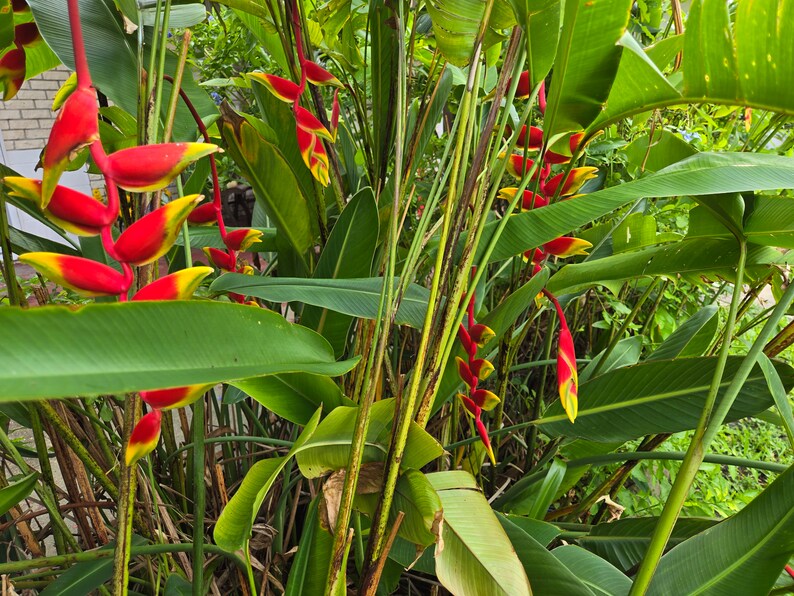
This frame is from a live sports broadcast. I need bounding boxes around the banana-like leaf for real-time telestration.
[579,336,643,383]
[544,0,632,136]
[28,0,215,141]
[546,239,782,295]
[647,305,719,361]
[426,471,532,596]
[283,496,333,596]
[301,188,379,355]
[8,226,79,257]
[744,196,794,249]
[483,152,794,264]
[623,129,698,176]
[0,473,37,517]
[496,459,567,517]
[0,302,357,400]
[590,0,794,132]
[648,463,794,595]
[552,545,632,596]
[536,356,794,442]
[214,409,321,552]
[210,275,431,329]
[425,0,509,67]
[506,0,561,86]
[370,0,399,181]
[295,399,443,478]
[576,517,717,574]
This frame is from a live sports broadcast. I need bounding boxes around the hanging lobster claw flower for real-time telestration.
[514,125,543,150]
[132,266,213,301]
[513,70,531,99]
[125,409,162,466]
[247,72,301,103]
[0,48,25,101]
[543,167,598,198]
[187,202,217,225]
[19,253,128,297]
[497,187,547,211]
[468,323,495,347]
[457,324,477,358]
[501,153,537,179]
[471,388,500,411]
[105,143,219,193]
[544,131,587,165]
[455,357,477,389]
[470,358,494,380]
[309,141,330,187]
[224,228,263,252]
[203,247,236,272]
[543,236,592,258]
[302,60,343,87]
[294,106,334,142]
[113,195,201,266]
[140,384,212,410]
[42,86,100,206]
[475,416,496,465]
[4,177,116,236]
[557,322,578,423]
[52,72,78,111]
[330,88,340,141]
[14,23,41,48]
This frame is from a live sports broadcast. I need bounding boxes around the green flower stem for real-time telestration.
[192,394,206,595]
[113,394,139,596]
[0,195,21,307]
[566,450,788,474]
[630,241,747,595]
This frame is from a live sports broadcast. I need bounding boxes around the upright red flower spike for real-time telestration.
[543,236,592,258]
[224,228,263,252]
[42,86,100,206]
[132,266,214,301]
[0,48,25,101]
[497,187,547,211]
[187,202,218,225]
[113,195,201,266]
[4,177,116,236]
[248,72,301,103]
[125,409,162,466]
[302,60,343,87]
[105,143,220,192]
[140,384,213,410]
[19,253,129,297]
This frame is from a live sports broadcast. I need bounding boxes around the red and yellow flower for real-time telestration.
[105,143,219,193]
[19,253,129,297]
[125,409,162,466]
[132,267,213,301]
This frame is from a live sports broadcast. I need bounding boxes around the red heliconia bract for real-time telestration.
[457,324,477,358]
[203,247,237,272]
[105,143,219,193]
[513,70,531,99]
[0,47,25,101]
[557,322,579,423]
[455,356,477,389]
[125,409,162,466]
[187,202,217,225]
[42,86,100,206]
[475,416,496,465]
[132,266,214,301]
[543,236,592,258]
[470,388,500,411]
[11,0,29,12]
[330,89,340,140]
[19,253,129,297]
[294,106,334,142]
[248,72,301,103]
[224,228,263,252]
[497,187,548,211]
[468,323,495,347]
[14,23,40,47]
[140,384,212,410]
[542,167,599,198]
[470,358,494,380]
[514,125,543,150]
[302,59,343,87]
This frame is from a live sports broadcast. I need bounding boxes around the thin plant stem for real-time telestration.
[0,195,20,306]
[113,394,139,596]
[192,393,206,596]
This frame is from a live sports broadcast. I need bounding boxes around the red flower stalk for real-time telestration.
[19,253,130,297]
[132,266,213,301]
[125,409,162,466]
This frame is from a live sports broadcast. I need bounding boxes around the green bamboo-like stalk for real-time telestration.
[113,394,139,596]
[0,195,21,306]
[192,393,206,595]
[630,241,747,594]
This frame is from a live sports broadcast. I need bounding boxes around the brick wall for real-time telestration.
[0,65,69,151]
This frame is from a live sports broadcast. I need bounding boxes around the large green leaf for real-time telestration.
[744,196,794,249]
[647,305,719,361]
[546,239,782,295]
[0,473,37,517]
[210,276,431,329]
[0,302,356,400]
[425,0,507,68]
[295,399,443,478]
[648,463,794,595]
[544,0,632,136]
[219,106,316,263]
[301,188,379,355]
[576,517,717,574]
[231,372,352,425]
[28,0,215,141]
[495,459,567,517]
[426,471,532,596]
[552,545,632,596]
[483,153,794,264]
[590,0,794,132]
[284,496,333,596]
[214,409,321,552]
[536,357,794,442]
[369,0,398,182]
[507,0,561,86]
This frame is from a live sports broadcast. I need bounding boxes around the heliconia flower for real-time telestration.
[224,228,263,252]
[113,195,202,266]
[543,149,572,165]
[203,247,237,272]
[52,72,78,111]
[302,60,343,88]
[543,236,592,258]
[14,23,40,47]
[296,126,315,169]
[140,384,212,410]
[471,388,500,411]
[468,323,495,347]
[512,70,531,99]
[522,247,545,264]
[497,187,547,211]
[309,152,330,187]
[569,132,585,154]
[238,264,255,275]
[330,88,340,141]
[11,0,29,12]
[538,80,547,114]
[542,167,598,198]
[311,134,330,169]
[455,356,477,389]
[475,416,496,465]
[294,106,334,142]
[457,393,479,418]
[557,322,578,423]
[544,131,587,165]
[457,324,477,358]
[4,177,116,236]
[248,72,301,103]
[42,86,100,206]
[125,409,162,466]
[187,202,217,225]
[132,266,213,301]
[514,125,543,150]
[501,153,536,179]
[470,358,494,380]
[105,143,219,193]
[0,47,25,101]
[19,253,128,297]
